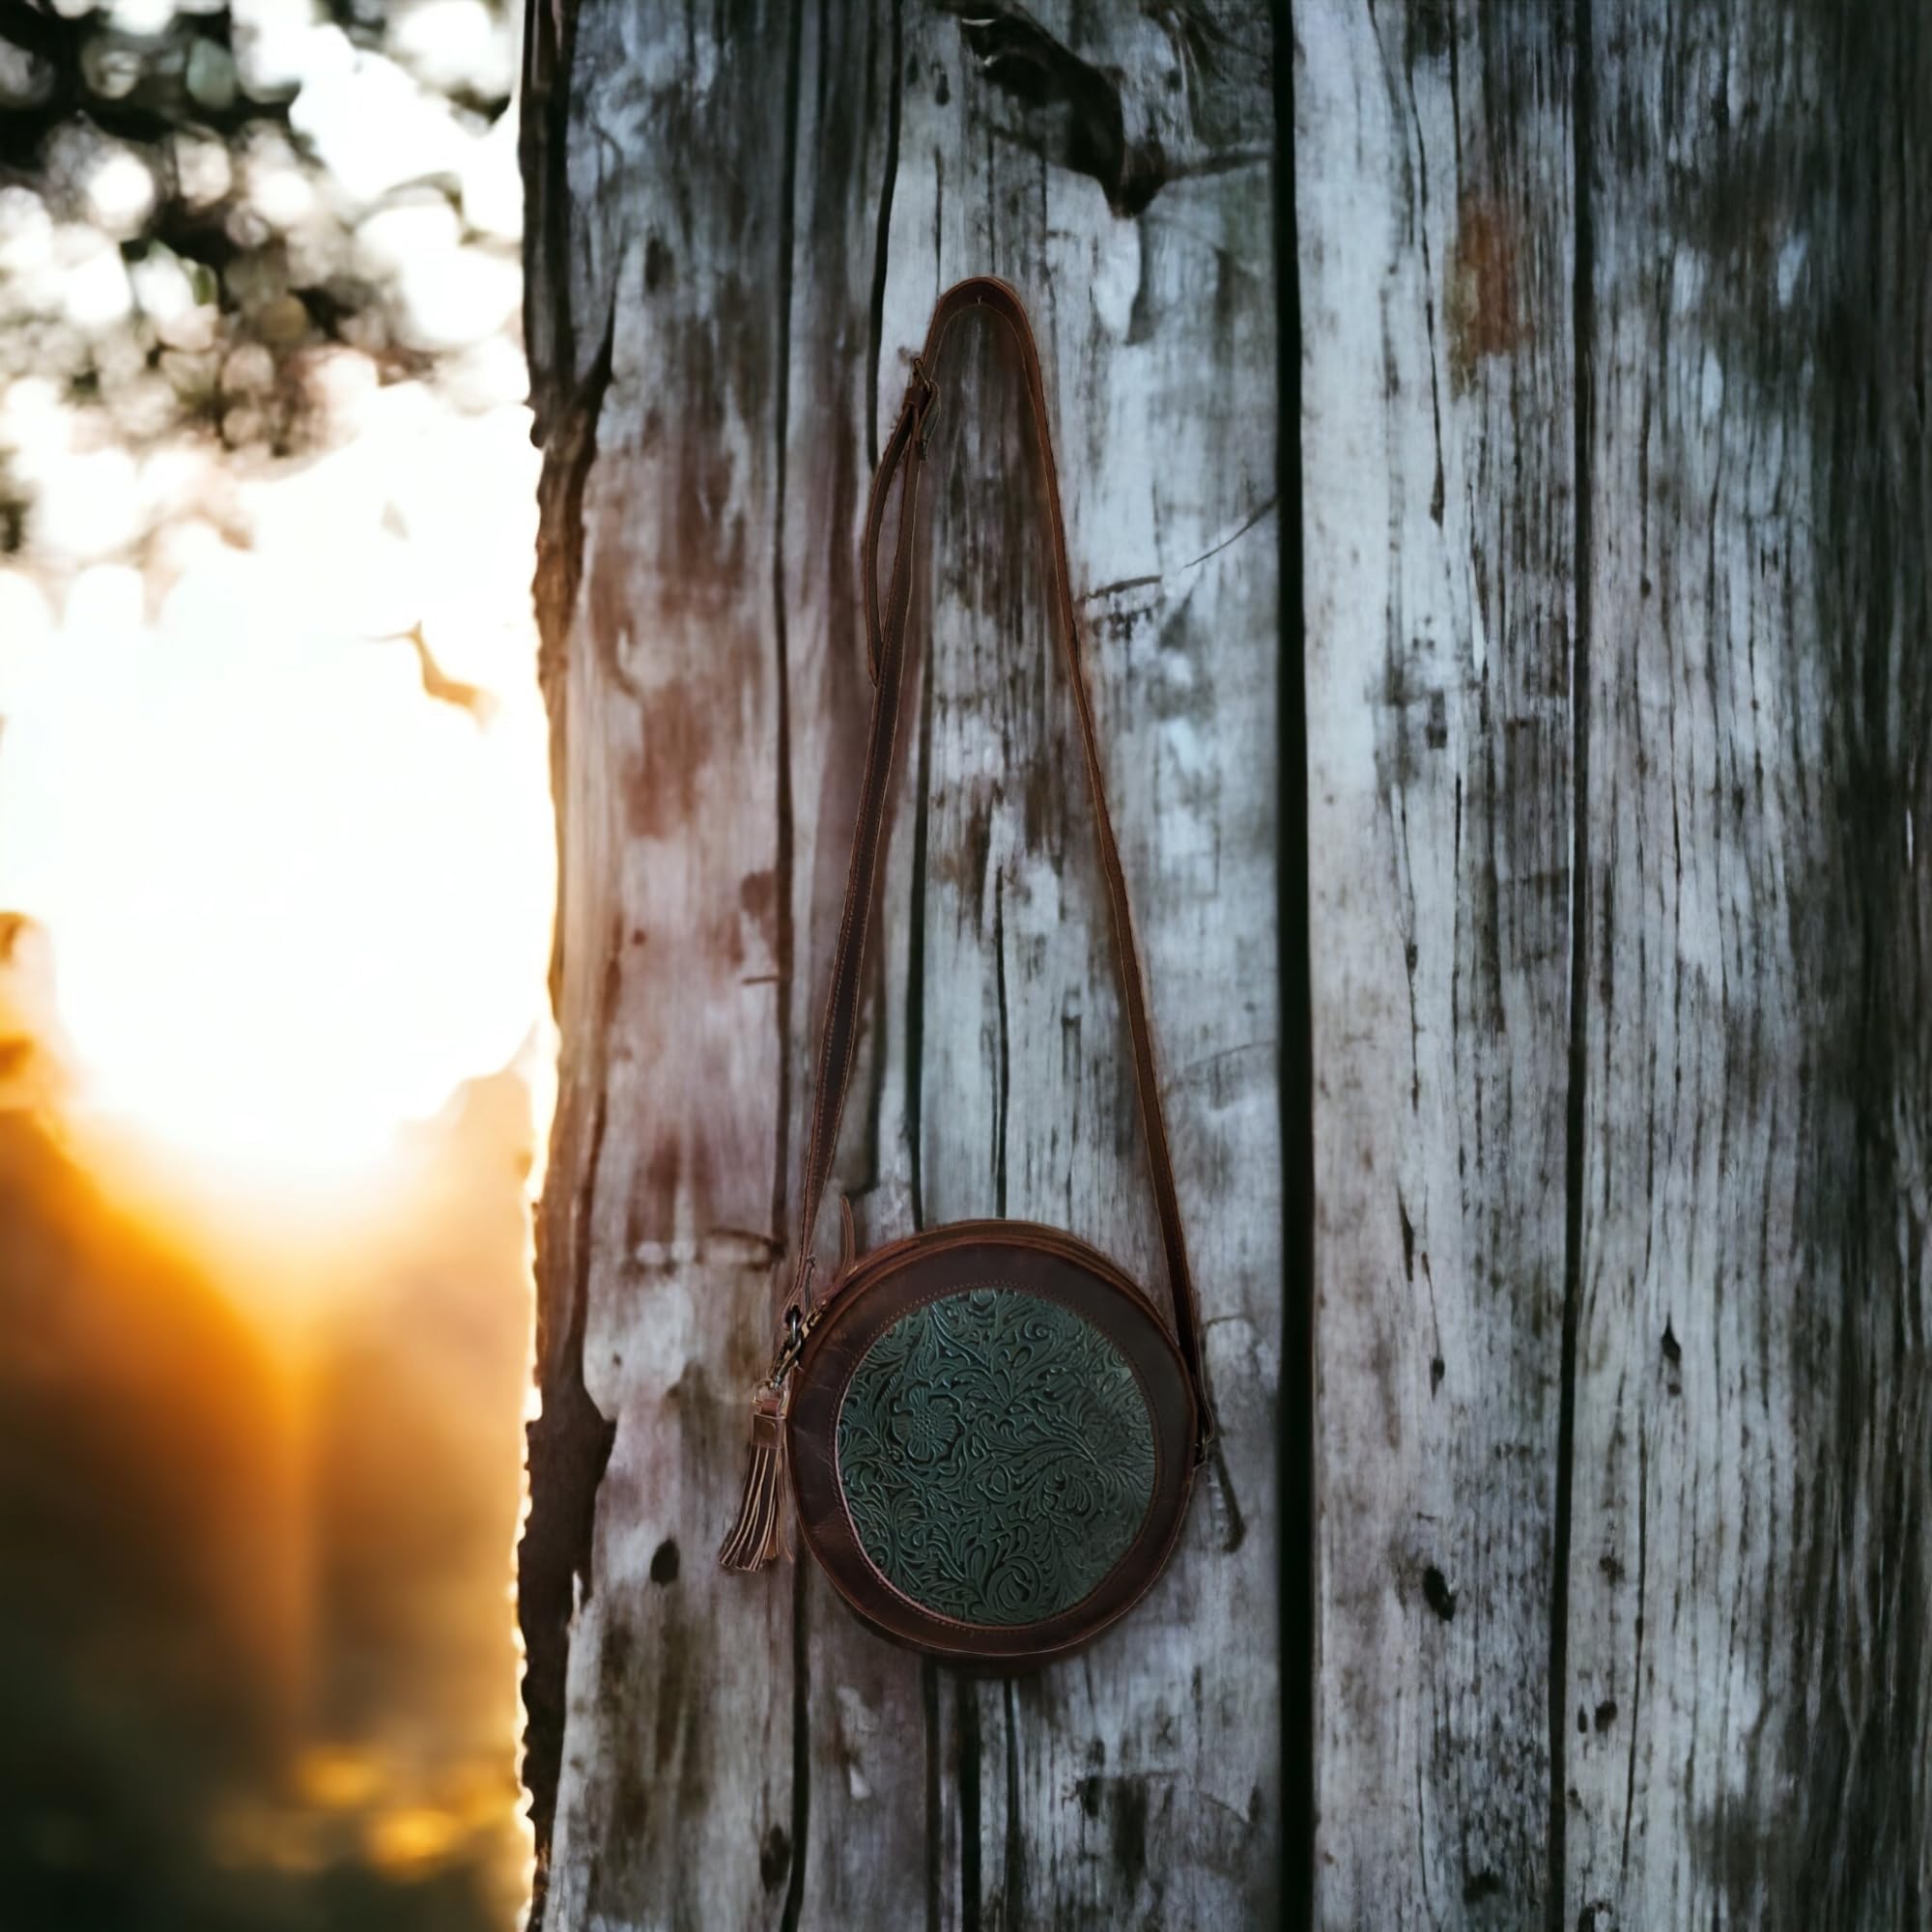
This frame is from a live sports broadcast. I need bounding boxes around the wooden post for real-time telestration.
[1299,2,1930,1926]
[518,5,1280,1925]
[526,2,1929,1923]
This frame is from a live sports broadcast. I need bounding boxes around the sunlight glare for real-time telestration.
[0,395,554,1194]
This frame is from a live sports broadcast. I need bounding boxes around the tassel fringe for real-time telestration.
[718,1395,792,1571]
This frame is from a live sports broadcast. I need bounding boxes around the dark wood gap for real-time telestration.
[1546,0,1598,1922]
[923,1659,944,1932]
[1273,5,1316,1928]
[773,5,810,1924]
[957,1677,984,1931]
[865,0,905,471]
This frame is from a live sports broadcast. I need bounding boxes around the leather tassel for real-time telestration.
[718,1390,792,1571]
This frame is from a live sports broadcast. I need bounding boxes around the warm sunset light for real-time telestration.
[0,373,550,1920]
[1,3,546,1924]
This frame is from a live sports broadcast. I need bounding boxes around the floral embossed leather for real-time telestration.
[837,1289,1158,1627]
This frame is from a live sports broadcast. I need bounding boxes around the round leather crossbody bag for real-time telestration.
[718,277,1212,1669]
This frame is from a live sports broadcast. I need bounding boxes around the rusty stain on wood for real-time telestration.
[1447,194,1521,386]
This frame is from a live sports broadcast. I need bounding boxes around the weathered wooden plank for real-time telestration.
[859,11,1280,1924]
[1302,1,1932,1924]
[781,4,935,1922]
[1562,7,1932,1926]
[524,2,1281,1925]
[1297,3,1577,1921]
[521,4,811,1924]
[528,2,1932,1920]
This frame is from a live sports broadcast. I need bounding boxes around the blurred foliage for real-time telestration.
[0,0,522,507]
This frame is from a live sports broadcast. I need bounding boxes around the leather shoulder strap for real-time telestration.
[787,274,1212,1456]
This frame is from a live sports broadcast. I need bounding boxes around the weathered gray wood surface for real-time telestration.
[526,0,1929,1923]
[1564,8,1932,1926]
[1300,2,1930,1927]
[1299,1,1577,1920]
[519,4,1280,1927]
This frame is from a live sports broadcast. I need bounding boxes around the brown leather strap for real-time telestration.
[788,275,1212,1455]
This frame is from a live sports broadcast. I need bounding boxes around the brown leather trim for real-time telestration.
[776,277,1214,1460]
[786,1229,1198,1666]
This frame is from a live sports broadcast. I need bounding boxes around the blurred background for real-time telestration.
[0,0,549,1925]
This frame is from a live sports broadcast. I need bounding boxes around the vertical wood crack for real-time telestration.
[958,1677,983,1931]
[1002,1679,1025,1922]
[1273,2,1315,1925]
[1621,1424,1647,1879]
[993,870,1009,1218]
[923,1659,943,1932]
[867,0,905,469]
[774,7,810,1928]
[1548,0,1597,1923]
[520,274,618,1932]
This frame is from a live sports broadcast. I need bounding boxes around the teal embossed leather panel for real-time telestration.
[836,1288,1156,1625]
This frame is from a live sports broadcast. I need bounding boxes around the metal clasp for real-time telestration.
[765,1287,821,1392]
[907,355,941,453]
[1192,1396,1219,1470]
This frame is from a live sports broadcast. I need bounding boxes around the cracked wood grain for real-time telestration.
[525,4,1928,1922]
[1299,2,1578,1921]
[857,13,1279,1922]
[521,2,1279,1926]
[1300,2,1931,1926]
[1563,6,1932,1926]
[522,4,827,1924]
